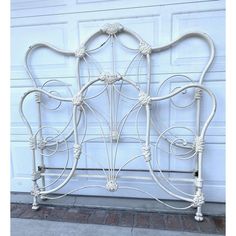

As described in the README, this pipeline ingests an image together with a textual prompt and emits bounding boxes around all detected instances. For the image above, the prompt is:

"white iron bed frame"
[19,23,217,221]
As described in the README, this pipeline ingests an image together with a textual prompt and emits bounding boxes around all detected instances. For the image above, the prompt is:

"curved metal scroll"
[20,23,216,221]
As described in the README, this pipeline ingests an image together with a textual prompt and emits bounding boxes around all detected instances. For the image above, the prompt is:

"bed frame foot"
[195,206,203,221]
[32,197,40,211]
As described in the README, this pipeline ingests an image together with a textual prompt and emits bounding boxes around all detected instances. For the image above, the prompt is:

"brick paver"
[10,203,225,235]
[164,214,183,231]
[181,214,200,233]
[149,212,166,230]
[105,211,121,225]
[134,212,150,228]
[88,209,107,224]
[197,216,218,234]
[212,216,225,234]
[62,207,93,223]
[119,211,134,227]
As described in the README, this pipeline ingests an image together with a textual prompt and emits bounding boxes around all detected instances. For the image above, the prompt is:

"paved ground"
[11,203,225,235]
[11,218,224,236]
[11,192,225,216]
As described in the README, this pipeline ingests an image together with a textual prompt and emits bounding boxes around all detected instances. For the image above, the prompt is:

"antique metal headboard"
[19,23,216,221]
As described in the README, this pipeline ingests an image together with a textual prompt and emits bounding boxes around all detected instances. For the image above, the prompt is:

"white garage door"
[11,0,225,202]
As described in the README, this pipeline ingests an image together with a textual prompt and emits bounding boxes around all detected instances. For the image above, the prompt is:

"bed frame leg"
[31,180,40,211]
[32,195,40,211]
[38,166,47,201]
[193,183,204,221]
[195,206,203,221]
[193,139,205,222]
